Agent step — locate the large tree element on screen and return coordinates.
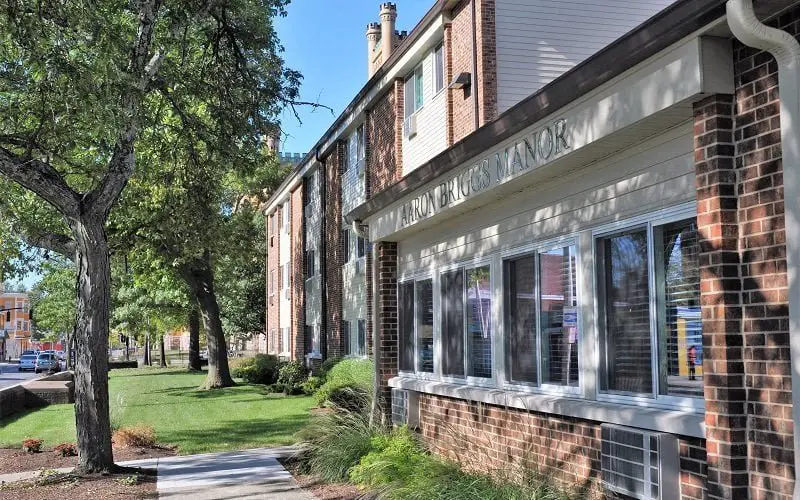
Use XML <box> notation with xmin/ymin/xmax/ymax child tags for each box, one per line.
<box><xmin>0</xmin><ymin>0</ymin><xmax>299</xmax><ymax>472</ymax></box>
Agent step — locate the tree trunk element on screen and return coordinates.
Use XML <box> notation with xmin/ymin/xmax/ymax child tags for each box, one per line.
<box><xmin>183</xmin><ymin>257</ymin><xmax>234</xmax><ymax>389</ymax></box>
<box><xmin>70</xmin><ymin>216</ymin><xmax>115</xmax><ymax>474</ymax></box>
<box><xmin>159</xmin><ymin>336</ymin><xmax>167</xmax><ymax>368</ymax></box>
<box><xmin>125</xmin><ymin>336</ymin><xmax>130</xmax><ymax>361</ymax></box>
<box><xmin>188</xmin><ymin>308</ymin><xmax>201</xmax><ymax>371</ymax></box>
<box><xmin>144</xmin><ymin>335</ymin><xmax>150</xmax><ymax>366</ymax></box>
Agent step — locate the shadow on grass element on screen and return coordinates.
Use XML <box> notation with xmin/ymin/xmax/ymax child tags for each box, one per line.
<box><xmin>111</xmin><ymin>369</ymin><xmax>205</xmax><ymax>379</ymax></box>
<box><xmin>161</xmin><ymin>413</ymin><xmax>311</xmax><ymax>454</ymax></box>
<box><xmin>0</xmin><ymin>404</ymin><xmax>73</xmax><ymax>426</ymax></box>
<box><xmin>120</xmin><ymin>397</ymin><xmax>269</xmax><ymax>408</ymax></box>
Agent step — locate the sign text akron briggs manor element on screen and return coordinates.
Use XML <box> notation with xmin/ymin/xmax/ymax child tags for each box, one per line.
<box><xmin>399</xmin><ymin>118</ymin><xmax>570</xmax><ymax>227</ymax></box>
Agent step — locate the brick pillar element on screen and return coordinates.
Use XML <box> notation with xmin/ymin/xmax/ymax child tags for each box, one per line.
<box><xmin>393</xmin><ymin>78</ymin><xmax>404</xmax><ymax>178</ymax></box>
<box><xmin>695</xmin><ymin>94</ymin><xmax>748</xmax><ymax>499</ymax></box>
<box><xmin>291</xmin><ymin>186</ymin><xmax>305</xmax><ymax>361</ymax></box>
<box><xmin>475</xmin><ymin>0</ymin><xmax>497</xmax><ymax>124</ymax></box>
<box><xmin>325</xmin><ymin>143</ymin><xmax>345</xmax><ymax>359</ymax></box>
<box><xmin>733</xmin><ymin>34</ymin><xmax>793</xmax><ymax>496</ymax></box>
<box><xmin>376</xmin><ymin>241</ymin><xmax>398</xmax><ymax>418</ymax></box>
<box><xmin>366</xmin><ymin>242</ymin><xmax>374</xmax><ymax>356</ymax></box>
<box><xmin>444</xmin><ymin>22</ymin><xmax>454</xmax><ymax>146</ymax></box>
<box><xmin>266</xmin><ymin>213</ymin><xmax>279</xmax><ymax>354</ymax></box>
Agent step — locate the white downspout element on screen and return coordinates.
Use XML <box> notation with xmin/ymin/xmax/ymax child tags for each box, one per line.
<box><xmin>727</xmin><ymin>2</ymin><xmax>800</xmax><ymax>497</ymax></box>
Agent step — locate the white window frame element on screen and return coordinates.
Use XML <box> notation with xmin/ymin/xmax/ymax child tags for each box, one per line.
<box><xmin>404</xmin><ymin>64</ymin><xmax>424</xmax><ymax>119</ymax></box>
<box><xmin>433</xmin><ymin>42</ymin><xmax>445</xmax><ymax>94</ymax></box>
<box><xmin>398</xmin><ymin>271</ymin><xmax>437</xmax><ymax>381</ymax></box>
<box><xmin>281</xmin><ymin>327</ymin><xmax>290</xmax><ymax>356</ymax></box>
<box><xmin>500</xmin><ymin>235</ymin><xmax>583</xmax><ymax>397</ymax></box>
<box><xmin>592</xmin><ymin>202</ymin><xmax>703</xmax><ymax>412</ymax></box>
<box><xmin>282</xmin><ymin>201</ymin><xmax>290</xmax><ymax>233</ymax></box>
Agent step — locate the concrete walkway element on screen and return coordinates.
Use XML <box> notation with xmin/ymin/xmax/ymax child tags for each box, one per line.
<box><xmin>0</xmin><ymin>447</ymin><xmax>313</xmax><ymax>499</ymax></box>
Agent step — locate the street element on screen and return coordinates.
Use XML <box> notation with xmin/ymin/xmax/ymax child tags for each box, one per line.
<box><xmin>0</xmin><ymin>363</ymin><xmax>39</xmax><ymax>389</ymax></box>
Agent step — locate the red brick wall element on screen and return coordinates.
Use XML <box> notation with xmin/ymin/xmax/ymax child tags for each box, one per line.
<box><xmin>450</xmin><ymin>0</ymin><xmax>477</xmax><ymax>143</ymax></box>
<box><xmin>266</xmin><ymin>211</ymin><xmax>280</xmax><ymax>354</ymax></box>
<box><xmin>367</xmin><ymin>87</ymin><xmax>398</xmax><ymax>198</ymax></box>
<box><xmin>291</xmin><ymin>186</ymin><xmax>306</xmax><ymax>361</ymax></box>
<box><xmin>444</xmin><ymin>22</ymin><xmax>454</xmax><ymax>146</ymax></box>
<box><xmin>733</xmin><ymin>12</ymin><xmax>793</xmax><ymax>497</ymax></box>
<box><xmin>476</xmin><ymin>0</ymin><xmax>497</xmax><ymax>124</ymax></box>
<box><xmin>376</xmin><ymin>241</ymin><xmax>397</xmax><ymax>420</ymax></box>
<box><xmin>325</xmin><ymin>143</ymin><xmax>345</xmax><ymax>359</ymax></box>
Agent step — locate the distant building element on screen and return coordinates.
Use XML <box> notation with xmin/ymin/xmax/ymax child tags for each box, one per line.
<box><xmin>0</xmin><ymin>287</ymin><xmax>31</xmax><ymax>359</ymax></box>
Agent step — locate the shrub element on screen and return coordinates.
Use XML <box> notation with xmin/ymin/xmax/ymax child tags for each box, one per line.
<box><xmin>313</xmin><ymin>358</ymin><xmax>373</xmax><ymax>406</ymax></box>
<box><xmin>277</xmin><ymin>360</ymin><xmax>307</xmax><ymax>395</ymax></box>
<box><xmin>300</xmin><ymin>376</ymin><xmax>324</xmax><ymax>395</ymax></box>
<box><xmin>231</xmin><ymin>354</ymin><xmax>280</xmax><ymax>385</ymax></box>
<box><xmin>296</xmin><ymin>402</ymin><xmax>385</xmax><ymax>482</ymax></box>
<box><xmin>113</xmin><ymin>424</ymin><xmax>156</xmax><ymax>448</ymax></box>
<box><xmin>22</xmin><ymin>438</ymin><xmax>43</xmax><ymax>453</ymax></box>
<box><xmin>319</xmin><ymin>357</ymin><xmax>340</xmax><ymax>378</ymax></box>
<box><xmin>349</xmin><ymin>426</ymin><xmax>428</xmax><ymax>488</ymax></box>
<box><xmin>327</xmin><ymin>385</ymin><xmax>371</xmax><ymax>413</ymax></box>
<box><xmin>53</xmin><ymin>442</ymin><xmax>78</xmax><ymax>457</ymax></box>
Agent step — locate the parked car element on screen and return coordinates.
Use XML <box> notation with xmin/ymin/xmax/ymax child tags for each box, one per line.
<box><xmin>34</xmin><ymin>353</ymin><xmax>60</xmax><ymax>373</ymax></box>
<box><xmin>18</xmin><ymin>354</ymin><xmax>37</xmax><ymax>371</ymax></box>
<box><xmin>21</xmin><ymin>350</ymin><xmax>36</xmax><ymax>357</ymax></box>
<box><xmin>56</xmin><ymin>350</ymin><xmax>66</xmax><ymax>361</ymax></box>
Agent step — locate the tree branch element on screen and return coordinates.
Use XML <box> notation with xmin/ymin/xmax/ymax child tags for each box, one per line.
<box><xmin>20</xmin><ymin>231</ymin><xmax>76</xmax><ymax>261</ymax></box>
<box><xmin>0</xmin><ymin>146</ymin><xmax>80</xmax><ymax>219</ymax></box>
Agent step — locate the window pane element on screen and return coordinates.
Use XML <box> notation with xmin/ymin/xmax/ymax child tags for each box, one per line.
<box><xmin>348</xmin><ymin>130</ymin><xmax>359</xmax><ymax>171</ymax></box>
<box><xmin>441</xmin><ymin>269</ymin><xmax>465</xmax><ymax>377</ymax></box>
<box><xmin>357</xmin><ymin>125</ymin><xmax>366</xmax><ymax>162</ymax></box>
<box><xmin>656</xmin><ymin>219</ymin><xmax>702</xmax><ymax>397</ymax></box>
<box><xmin>342</xmin><ymin>230</ymin><xmax>351</xmax><ymax>263</ymax></box>
<box><xmin>540</xmin><ymin>246</ymin><xmax>579</xmax><ymax>387</ymax></box>
<box><xmin>414</xmin><ymin>67</ymin><xmax>424</xmax><ymax>110</ymax></box>
<box><xmin>357</xmin><ymin>236</ymin><xmax>366</xmax><ymax>258</ymax></box>
<box><xmin>358</xmin><ymin>319</ymin><xmax>367</xmax><ymax>357</ymax></box>
<box><xmin>467</xmin><ymin>266</ymin><xmax>492</xmax><ymax>378</ymax></box>
<box><xmin>399</xmin><ymin>282</ymin><xmax>415</xmax><ymax>371</ymax></box>
<box><xmin>598</xmin><ymin>229</ymin><xmax>653</xmax><ymax>395</ymax></box>
<box><xmin>342</xmin><ymin>321</ymin><xmax>351</xmax><ymax>355</ymax></box>
<box><xmin>505</xmin><ymin>256</ymin><xmax>537</xmax><ymax>384</ymax></box>
<box><xmin>434</xmin><ymin>43</ymin><xmax>444</xmax><ymax>92</ymax></box>
<box><xmin>404</xmin><ymin>77</ymin><xmax>415</xmax><ymax>119</ymax></box>
<box><xmin>416</xmin><ymin>280</ymin><xmax>434</xmax><ymax>373</ymax></box>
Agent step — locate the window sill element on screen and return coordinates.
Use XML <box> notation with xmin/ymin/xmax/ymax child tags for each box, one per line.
<box><xmin>388</xmin><ymin>376</ymin><xmax>705</xmax><ymax>439</ymax></box>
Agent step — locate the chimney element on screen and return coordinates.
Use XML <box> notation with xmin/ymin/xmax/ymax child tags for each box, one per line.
<box><xmin>380</xmin><ymin>3</ymin><xmax>397</xmax><ymax>63</ymax></box>
<box><xmin>366</xmin><ymin>22</ymin><xmax>381</xmax><ymax>77</ymax></box>
<box><xmin>266</xmin><ymin>134</ymin><xmax>278</xmax><ymax>154</ymax></box>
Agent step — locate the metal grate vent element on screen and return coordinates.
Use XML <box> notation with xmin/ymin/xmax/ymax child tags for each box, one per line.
<box><xmin>601</xmin><ymin>425</ymin><xmax>678</xmax><ymax>500</ymax></box>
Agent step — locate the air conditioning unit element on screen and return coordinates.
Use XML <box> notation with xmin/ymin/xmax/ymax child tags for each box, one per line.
<box><xmin>391</xmin><ymin>388</ymin><xmax>419</xmax><ymax>428</ymax></box>
<box><xmin>355</xmin><ymin>258</ymin><xmax>365</xmax><ymax>275</ymax></box>
<box><xmin>601</xmin><ymin>424</ymin><xmax>679</xmax><ymax>500</ymax></box>
<box><xmin>403</xmin><ymin>115</ymin><xmax>417</xmax><ymax>139</ymax></box>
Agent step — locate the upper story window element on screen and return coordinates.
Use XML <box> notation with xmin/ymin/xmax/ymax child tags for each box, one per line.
<box><xmin>342</xmin><ymin>229</ymin><xmax>351</xmax><ymax>263</ymax></box>
<box><xmin>306</xmin><ymin>249</ymin><xmax>316</xmax><ymax>279</ymax></box>
<box><xmin>434</xmin><ymin>42</ymin><xmax>444</xmax><ymax>94</ymax></box>
<box><xmin>345</xmin><ymin>124</ymin><xmax>366</xmax><ymax>173</ymax></box>
<box><xmin>404</xmin><ymin>64</ymin><xmax>424</xmax><ymax>119</ymax></box>
<box><xmin>303</xmin><ymin>172</ymin><xmax>317</xmax><ymax>206</ymax></box>
<box><xmin>596</xmin><ymin>215</ymin><xmax>702</xmax><ymax>401</ymax></box>
<box><xmin>356</xmin><ymin>235</ymin><xmax>366</xmax><ymax>259</ymax></box>
<box><xmin>504</xmin><ymin>243</ymin><xmax>580</xmax><ymax>390</ymax></box>
<box><xmin>282</xmin><ymin>202</ymin><xmax>290</xmax><ymax>233</ymax></box>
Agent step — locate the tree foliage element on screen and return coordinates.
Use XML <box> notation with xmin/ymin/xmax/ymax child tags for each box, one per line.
<box><xmin>29</xmin><ymin>259</ymin><xmax>76</xmax><ymax>340</ymax></box>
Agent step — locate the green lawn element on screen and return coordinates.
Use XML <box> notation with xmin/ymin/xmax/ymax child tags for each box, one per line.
<box><xmin>0</xmin><ymin>368</ymin><xmax>314</xmax><ymax>454</ymax></box>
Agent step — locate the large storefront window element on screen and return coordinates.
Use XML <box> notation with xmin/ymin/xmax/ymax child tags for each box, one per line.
<box><xmin>466</xmin><ymin>266</ymin><xmax>492</xmax><ymax>378</ymax></box>
<box><xmin>398</xmin><ymin>278</ymin><xmax>434</xmax><ymax>374</ymax></box>
<box><xmin>505</xmin><ymin>244</ymin><xmax>579</xmax><ymax>388</ymax></box>
<box><xmin>441</xmin><ymin>269</ymin><xmax>465</xmax><ymax>377</ymax></box>
<box><xmin>597</xmin><ymin>216</ymin><xmax>702</xmax><ymax>400</ymax></box>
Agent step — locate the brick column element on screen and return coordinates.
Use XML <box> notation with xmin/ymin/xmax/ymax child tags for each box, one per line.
<box><xmin>444</xmin><ymin>22</ymin><xmax>454</xmax><ymax>146</ymax></box>
<box><xmin>291</xmin><ymin>186</ymin><xmax>306</xmax><ymax>361</ymax></box>
<box><xmin>325</xmin><ymin>143</ymin><xmax>345</xmax><ymax>359</ymax></box>
<box><xmin>475</xmin><ymin>0</ymin><xmax>497</xmax><ymax>124</ymax></box>
<box><xmin>695</xmin><ymin>94</ymin><xmax>748</xmax><ymax>499</ymax></box>
<box><xmin>266</xmin><ymin>212</ymin><xmax>279</xmax><ymax>354</ymax></box>
<box><xmin>376</xmin><ymin>241</ymin><xmax>398</xmax><ymax>419</ymax></box>
<box><xmin>393</xmin><ymin>78</ymin><xmax>404</xmax><ymax>178</ymax></box>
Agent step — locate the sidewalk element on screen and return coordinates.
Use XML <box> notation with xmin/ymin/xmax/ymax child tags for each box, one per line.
<box><xmin>0</xmin><ymin>446</ymin><xmax>313</xmax><ymax>500</ymax></box>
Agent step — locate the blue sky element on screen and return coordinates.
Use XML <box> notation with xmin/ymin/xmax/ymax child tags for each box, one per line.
<box><xmin>275</xmin><ymin>1</ymin><xmax>431</xmax><ymax>154</ymax></box>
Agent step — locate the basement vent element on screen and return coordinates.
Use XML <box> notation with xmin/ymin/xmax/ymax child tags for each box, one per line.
<box><xmin>391</xmin><ymin>388</ymin><xmax>419</xmax><ymax>428</ymax></box>
<box><xmin>601</xmin><ymin>424</ymin><xmax>679</xmax><ymax>500</ymax></box>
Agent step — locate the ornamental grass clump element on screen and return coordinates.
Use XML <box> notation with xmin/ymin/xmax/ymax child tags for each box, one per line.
<box><xmin>113</xmin><ymin>424</ymin><xmax>156</xmax><ymax>448</ymax></box>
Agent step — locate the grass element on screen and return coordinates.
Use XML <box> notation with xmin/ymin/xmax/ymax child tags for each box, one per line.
<box><xmin>0</xmin><ymin>367</ymin><xmax>314</xmax><ymax>454</ymax></box>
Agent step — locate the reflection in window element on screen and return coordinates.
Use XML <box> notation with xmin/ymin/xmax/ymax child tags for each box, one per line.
<box><xmin>505</xmin><ymin>256</ymin><xmax>537</xmax><ymax>384</ymax></box>
<box><xmin>466</xmin><ymin>266</ymin><xmax>492</xmax><ymax>378</ymax></box>
<box><xmin>416</xmin><ymin>280</ymin><xmax>434</xmax><ymax>373</ymax></box>
<box><xmin>656</xmin><ymin>220</ymin><xmax>702</xmax><ymax>397</ymax></box>
<box><xmin>598</xmin><ymin>229</ymin><xmax>652</xmax><ymax>395</ymax></box>
<box><xmin>540</xmin><ymin>246</ymin><xmax>579</xmax><ymax>387</ymax></box>
<box><xmin>399</xmin><ymin>282</ymin><xmax>415</xmax><ymax>372</ymax></box>
<box><xmin>441</xmin><ymin>269</ymin><xmax>465</xmax><ymax>377</ymax></box>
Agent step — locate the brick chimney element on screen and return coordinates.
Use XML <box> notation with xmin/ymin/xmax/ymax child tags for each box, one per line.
<box><xmin>366</xmin><ymin>22</ymin><xmax>381</xmax><ymax>77</ymax></box>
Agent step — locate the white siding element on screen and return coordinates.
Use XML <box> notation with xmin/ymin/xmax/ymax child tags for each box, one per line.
<box><xmin>495</xmin><ymin>0</ymin><xmax>676</xmax><ymax>113</ymax></box>
<box><xmin>402</xmin><ymin>47</ymin><xmax>448</xmax><ymax>177</ymax></box>
<box><xmin>304</xmin><ymin>169</ymin><xmax>322</xmax><ymax>328</ymax></box>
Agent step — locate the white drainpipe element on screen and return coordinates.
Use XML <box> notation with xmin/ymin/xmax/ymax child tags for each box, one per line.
<box><xmin>727</xmin><ymin>1</ymin><xmax>800</xmax><ymax>497</ymax></box>
<box><xmin>353</xmin><ymin>220</ymin><xmax>381</xmax><ymax>424</ymax></box>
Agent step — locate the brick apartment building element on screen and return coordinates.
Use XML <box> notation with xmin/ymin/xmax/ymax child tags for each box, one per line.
<box><xmin>0</xmin><ymin>286</ymin><xmax>32</xmax><ymax>360</ymax></box>
<box><xmin>264</xmin><ymin>0</ymin><xmax>800</xmax><ymax>497</ymax></box>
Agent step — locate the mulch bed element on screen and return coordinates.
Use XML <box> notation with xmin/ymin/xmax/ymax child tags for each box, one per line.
<box><xmin>0</xmin><ymin>471</ymin><xmax>157</xmax><ymax>499</ymax></box>
<box><xmin>0</xmin><ymin>445</ymin><xmax>176</xmax><ymax>475</ymax></box>
<box><xmin>280</xmin><ymin>457</ymin><xmax>366</xmax><ymax>500</ymax></box>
